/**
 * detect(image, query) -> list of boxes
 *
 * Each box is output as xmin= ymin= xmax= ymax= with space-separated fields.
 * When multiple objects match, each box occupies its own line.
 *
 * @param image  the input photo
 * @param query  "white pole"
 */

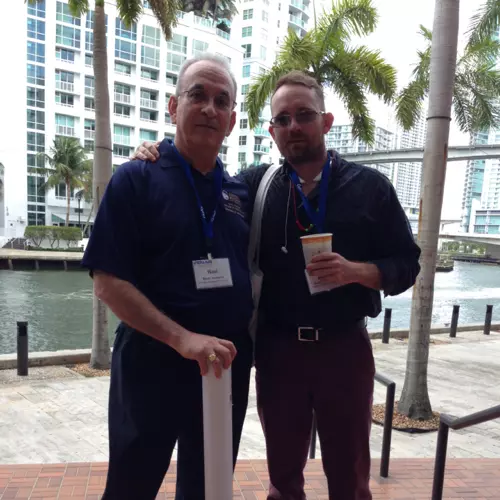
xmin=202 ymin=366 xmax=233 ymax=500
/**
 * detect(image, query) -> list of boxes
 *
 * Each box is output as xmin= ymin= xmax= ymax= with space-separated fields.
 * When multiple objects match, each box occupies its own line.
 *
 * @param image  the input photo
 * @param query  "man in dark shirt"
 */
xmin=82 ymin=54 xmax=253 ymax=500
xmin=133 ymin=71 xmax=420 ymax=500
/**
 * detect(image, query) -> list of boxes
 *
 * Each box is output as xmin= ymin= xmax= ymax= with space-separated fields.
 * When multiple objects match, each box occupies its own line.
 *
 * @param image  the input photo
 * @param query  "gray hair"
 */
xmin=175 ymin=53 xmax=238 ymax=101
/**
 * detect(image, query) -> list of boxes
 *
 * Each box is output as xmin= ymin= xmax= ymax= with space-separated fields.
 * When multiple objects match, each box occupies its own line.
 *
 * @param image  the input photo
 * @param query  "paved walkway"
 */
xmin=0 ymin=332 xmax=499 ymax=465
xmin=1 ymin=458 xmax=500 ymax=499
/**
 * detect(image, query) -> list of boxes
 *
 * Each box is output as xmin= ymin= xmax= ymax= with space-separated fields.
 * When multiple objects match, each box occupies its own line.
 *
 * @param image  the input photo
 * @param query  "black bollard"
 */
xmin=450 ymin=305 xmax=459 ymax=338
xmin=484 ymin=305 xmax=493 ymax=336
xmin=17 ymin=322 xmax=28 ymax=376
xmin=382 ymin=308 xmax=392 ymax=344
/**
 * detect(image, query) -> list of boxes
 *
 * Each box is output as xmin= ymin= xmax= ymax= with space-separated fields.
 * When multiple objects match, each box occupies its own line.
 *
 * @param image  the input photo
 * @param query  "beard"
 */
xmin=284 ymin=138 xmax=326 ymax=166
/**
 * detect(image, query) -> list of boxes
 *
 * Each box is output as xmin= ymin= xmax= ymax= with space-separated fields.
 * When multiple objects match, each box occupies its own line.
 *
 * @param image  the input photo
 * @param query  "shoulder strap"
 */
xmin=248 ymin=165 xmax=281 ymax=268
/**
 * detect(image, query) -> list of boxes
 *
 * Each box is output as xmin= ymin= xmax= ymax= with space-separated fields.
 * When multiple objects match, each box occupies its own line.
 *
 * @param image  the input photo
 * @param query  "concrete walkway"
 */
xmin=0 ymin=331 xmax=499 ymax=464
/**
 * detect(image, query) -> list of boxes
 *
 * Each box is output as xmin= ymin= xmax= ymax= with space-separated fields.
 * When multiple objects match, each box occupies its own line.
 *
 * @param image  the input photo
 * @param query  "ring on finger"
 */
xmin=208 ymin=353 xmax=217 ymax=363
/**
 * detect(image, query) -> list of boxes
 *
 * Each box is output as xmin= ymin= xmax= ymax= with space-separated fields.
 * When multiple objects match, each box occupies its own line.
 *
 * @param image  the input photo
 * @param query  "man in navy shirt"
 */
xmin=134 ymin=71 xmax=421 ymax=499
xmin=82 ymin=54 xmax=253 ymax=500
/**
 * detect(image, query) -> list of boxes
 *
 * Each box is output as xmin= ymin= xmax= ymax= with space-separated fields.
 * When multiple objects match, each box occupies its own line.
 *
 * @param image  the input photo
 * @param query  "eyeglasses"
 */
xmin=180 ymin=88 xmax=236 ymax=111
xmin=270 ymin=110 xmax=325 ymax=128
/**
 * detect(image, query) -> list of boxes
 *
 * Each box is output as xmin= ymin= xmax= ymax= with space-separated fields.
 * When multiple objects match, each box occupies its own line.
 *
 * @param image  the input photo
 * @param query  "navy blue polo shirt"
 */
xmin=82 ymin=139 xmax=253 ymax=339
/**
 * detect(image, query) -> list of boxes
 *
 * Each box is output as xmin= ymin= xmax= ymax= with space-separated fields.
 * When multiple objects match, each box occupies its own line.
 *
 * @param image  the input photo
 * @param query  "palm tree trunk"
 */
xmin=66 ymin=180 xmax=70 ymax=226
xmin=398 ymin=0 xmax=460 ymax=419
xmin=90 ymin=3 xmax=112 ymax=370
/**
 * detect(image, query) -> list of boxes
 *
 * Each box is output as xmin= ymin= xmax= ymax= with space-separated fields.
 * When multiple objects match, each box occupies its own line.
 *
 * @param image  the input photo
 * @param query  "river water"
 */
xmin=1 ymin=261 xmax=499 ymax=355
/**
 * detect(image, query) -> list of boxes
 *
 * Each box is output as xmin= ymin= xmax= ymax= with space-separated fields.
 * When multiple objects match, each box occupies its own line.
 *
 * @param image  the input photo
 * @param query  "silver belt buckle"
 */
xmin=298 ymin=327 xmax=319 ymax=342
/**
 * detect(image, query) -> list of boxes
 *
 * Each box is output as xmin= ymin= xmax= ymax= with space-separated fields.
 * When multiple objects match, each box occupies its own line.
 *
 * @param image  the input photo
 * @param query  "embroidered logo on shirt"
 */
xmin=223 ymin=191 xmax=246 ymax=219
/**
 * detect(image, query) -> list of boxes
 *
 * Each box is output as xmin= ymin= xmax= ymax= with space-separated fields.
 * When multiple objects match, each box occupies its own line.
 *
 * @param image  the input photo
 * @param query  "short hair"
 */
xmin=272 ymin=70 xmax=325 ymax=110
xmin=176 ymin=53 xmax=238 ymax=101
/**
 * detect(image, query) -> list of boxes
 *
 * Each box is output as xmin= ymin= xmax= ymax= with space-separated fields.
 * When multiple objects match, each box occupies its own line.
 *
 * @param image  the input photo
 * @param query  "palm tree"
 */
xmin=180 ymin=0 xmax=237 ymax=20
xmin=36 ymin=137 xmax=89 ymax=227
xmin=467 ymin=0 xmax=500 ymax=46
xmin=395 ymin=25 xmax=500 ymax=135
xmin=245 ymin=0 xmax=397 ymax=145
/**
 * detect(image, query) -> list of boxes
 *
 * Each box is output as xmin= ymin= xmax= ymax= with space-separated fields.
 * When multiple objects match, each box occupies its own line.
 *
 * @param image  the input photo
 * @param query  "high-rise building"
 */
xmin=392 ymin=115 xmax=427 ymax=213
xmin=0 ymin=0 xmax=246 ymax=239
xmin=325 ymin=124 xmax=396 ymax=179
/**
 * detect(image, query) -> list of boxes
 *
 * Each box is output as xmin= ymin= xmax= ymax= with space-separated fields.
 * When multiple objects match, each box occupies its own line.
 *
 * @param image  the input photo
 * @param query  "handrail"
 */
xmin=431 ymin=404 xmax=500 ymax=500
xmin=309 ymin=371 xmax=395 ymax=478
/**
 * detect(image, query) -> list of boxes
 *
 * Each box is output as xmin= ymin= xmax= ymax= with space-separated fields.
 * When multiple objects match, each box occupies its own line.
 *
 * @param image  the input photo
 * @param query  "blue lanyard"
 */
xmin=172 ymin=144 xmax=223 ymax=257
xmin=289 ymin=154 xmax=331 ymax=233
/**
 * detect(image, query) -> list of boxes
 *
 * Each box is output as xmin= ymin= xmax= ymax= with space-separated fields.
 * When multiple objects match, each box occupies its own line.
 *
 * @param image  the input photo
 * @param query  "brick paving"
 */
xmin=0 ymin=458 xmax=499 ymax=499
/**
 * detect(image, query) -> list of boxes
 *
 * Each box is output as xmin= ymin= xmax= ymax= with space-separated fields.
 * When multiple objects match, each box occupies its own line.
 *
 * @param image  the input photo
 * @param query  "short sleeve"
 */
xmin=81 ymin=161 xmax=145 ymax=285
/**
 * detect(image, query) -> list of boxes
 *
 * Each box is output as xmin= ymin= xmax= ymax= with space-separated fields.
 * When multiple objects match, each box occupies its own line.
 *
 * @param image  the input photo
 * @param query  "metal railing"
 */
xmin=309 ymin=371 xmax=395 ymax=478
xmin=431 ymin=404 xmax=500 ymax=500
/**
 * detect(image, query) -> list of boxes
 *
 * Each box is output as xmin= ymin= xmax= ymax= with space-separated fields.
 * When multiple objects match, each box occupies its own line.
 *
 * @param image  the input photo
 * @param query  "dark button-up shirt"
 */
xmin=238 ymin=151 xmax=421 ymax=330
xmin=82 ymin=139 xmax=254 ymax=339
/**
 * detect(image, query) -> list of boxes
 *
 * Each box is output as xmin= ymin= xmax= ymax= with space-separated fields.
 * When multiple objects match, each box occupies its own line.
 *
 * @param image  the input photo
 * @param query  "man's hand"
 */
xmin=172 ymin=331 xmax=237 ymax=378
xmin=131 ymin=140 xmax=161 ymax=162
xmin=306 ymin=253 xmax=382 ymax=290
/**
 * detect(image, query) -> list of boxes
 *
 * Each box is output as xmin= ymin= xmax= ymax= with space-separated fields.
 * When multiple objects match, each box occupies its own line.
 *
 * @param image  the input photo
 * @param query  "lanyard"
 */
xmin=289 ymin=154 xmax=331 ymax=233
xmin=172 ymin=144 xmax=223 ymax=258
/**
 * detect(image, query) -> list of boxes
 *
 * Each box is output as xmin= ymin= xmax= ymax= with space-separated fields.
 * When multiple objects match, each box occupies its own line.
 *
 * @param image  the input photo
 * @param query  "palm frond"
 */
xmin=246 ymin=64 xmax=293 ymax=129
xmin=277 ymin=29 xmax=318 ymax=70
xmin=395 ymin=79 xmax=428 ymax=131
xmin=67 ymin=0 xmax=89 ymax=16
xmin=418 ymin=24 xmax=433 ymax=42
xmin=116 ymin=0 xmax=143 ymax=27
xmin=461 ymin=37 xmax=500 ymax=67
xmin=148 ymin=0 xmax=181 ymax=39
xmin=467 ymin=0 xmax=500 ymax=47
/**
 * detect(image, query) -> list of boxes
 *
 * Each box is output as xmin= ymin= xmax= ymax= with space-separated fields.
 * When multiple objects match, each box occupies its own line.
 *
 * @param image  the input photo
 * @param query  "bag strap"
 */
xmin=248 ymin=165 xmax=281 ymax=268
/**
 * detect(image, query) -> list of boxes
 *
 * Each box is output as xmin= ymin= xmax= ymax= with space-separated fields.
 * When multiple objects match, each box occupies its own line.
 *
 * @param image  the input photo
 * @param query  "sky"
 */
xmin=320 ymin=0 xmax=480 ymax=219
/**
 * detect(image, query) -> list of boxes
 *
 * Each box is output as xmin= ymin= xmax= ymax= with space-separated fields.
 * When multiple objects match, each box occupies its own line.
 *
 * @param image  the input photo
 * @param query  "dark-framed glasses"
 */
xmin=270 ymin=110 xmax=325 ymax=128
xmin=181 ymin=88 xmax=236 ymax=111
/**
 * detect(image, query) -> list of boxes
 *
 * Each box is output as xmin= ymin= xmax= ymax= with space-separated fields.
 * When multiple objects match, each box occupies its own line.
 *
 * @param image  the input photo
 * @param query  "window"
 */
xmin=114 ymin=104 xmax=131 ymax=117
xmin=56 ymin=70 xmax=74 ymax=83
xmin=115 ymin=39 xmax=136 ymax=61
xmin=86 ymin=10 xmax=108 ymax=30
xmin=114 ymin=125 xmax=132 ymax=144
xmin=141 ymin=45 xmax=159 ymax=67
xmin=113 ymin=145 xmax=132 ymax=157
xmin=259 ymin=66 xmax=266 ymax=74
xmin=56 ymin=47 xmax=74 ymax=63
xmin=240 ymin=119 xmax=248 ymax=129
xmin=242 ymin=65 xmax=251 ymax=78
xmin=27 ymin=176 xmax=46 ymax=206
xmin=55 ymin=114 xmax=75 ymax=135
xmin=27 ymin=110 xmax=45 ymax=131
xmin=85 ymin=97 xmax=95 ymax=110
xmin=84 ymin=119 xmax=95 ymax=133
xmin=239 ymin=136 xmax=247 ymax=146
xmin=262 ymin=11 xmax=268 ymax=22
xmin=140 ymin=129 xmax=157 ymax=142
xmin=242 ymin=44 xmax=251 ymax=58
xmin=56 ymin=24 xmax=81 ymax=48
xmin=115 ymin=61 xmax=132 ymax=75
xmin=27 ymin=64 xmax=45 ymax=86
xmin=142 ymin=25 xmax=160 ymax=46
xmin=240 ymin=102 xmax=247 ymax=112
xmin=85 ymin=53 xmax=93 ymax=66
xmin=166 ymin=52 xmax=186 ymax=72
xmin=56 ymin=2 xmax=80 ymax=25
xmin=167 ymin=34 xmax=187 ymax=54
xmin=263 ymin=0 xmax=269 ymax=4
xmin=141 ymin=109 xmax=157 ymax=121
xmin=85 ymin=76 xmax=95 ymax=96
xmin=241 ymin=84 xmax=249 ymax=95
xmin=27 ymin=18 xmax=45 ymax=40
xmin=115 ymin=19 xmax=137 ymax=40
xmin=27 ymin=132 xmax=45 ymax=152
xmin=27 ymin=154 xmax=45 ymax=172
xmin=261 ymin=28 xmax=268 ymax=41
xmin=243 ymin=9 xmax=253 ymax=20
xmin=27 ymin=0 xmax=45 ymax=18
xmin=55 ymin=92 xmax=74 ymax=107
xmin=242 ymin=27 xmax=252 ymax=37
xmin=115 ymin=83 xmax=131 ymax=95
xmin=27 ymin=87 xmax=45 ymax=108
xmin=166 ymin=74 xmax=178 ymax=86
xmin=277 ymin=20 xmax=280 ymax=28
xmin=165 ymin=112 xmax=172 ymax=124
xmin=85 ymin=31 xmax=93 ymax=51
xmin=192 ymin=39 xmax=209 ymax=56
xmin=141 ymin=68 xmax=159 ymax=81
xmin=260 ymin=46 xmax=267 ymax=61
xmin=238 ymin=152 xmax=246 ymax=162
xmin=27 ymin=42 xmax=45 ymax=63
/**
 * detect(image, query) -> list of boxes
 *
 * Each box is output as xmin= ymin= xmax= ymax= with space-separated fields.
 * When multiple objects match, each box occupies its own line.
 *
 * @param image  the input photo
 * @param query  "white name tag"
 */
xmin=193 ymin=258 xmax=233 ymax=290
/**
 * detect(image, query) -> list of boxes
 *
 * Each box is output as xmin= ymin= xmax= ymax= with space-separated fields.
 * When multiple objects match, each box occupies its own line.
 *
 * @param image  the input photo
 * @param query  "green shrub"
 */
xmin=24 ymin=226 xmax=82 ymax=249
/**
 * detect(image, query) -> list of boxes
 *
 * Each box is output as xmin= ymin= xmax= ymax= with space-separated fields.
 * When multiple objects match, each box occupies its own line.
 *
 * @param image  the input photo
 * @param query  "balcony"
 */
xmin=254 ymin=127 xmax=270 ymax=138
xmin=194 ymin=15 xmax=215 ymax=30
xmin=114 ymin=93 xmax=131 ymax=104
xmin=113 ymin=135 xmax=131 ymax=145
xmin=56 ymin=125 xmax=75 ymax=136
xmin=290 ymin=0 xmax=309 ymax=13
xmin=56 ymin=81 xmax=74 ymax=93
xmin=216 ymin=28 xmax=230 ymax=40
xmin=84 ymin=130 xmax=95 ymax=140
xmin=140 ymin=98 xmax=158 ymax=110
xmin=85 ymin=87 xmax=95 ymax=97
xmin=289 ymin=14 xmax=306 ymax=29
xmin=219 ymin=153 xmax=228 ymax=163
xmin=254 ymin=144 xmax=270 ymax=154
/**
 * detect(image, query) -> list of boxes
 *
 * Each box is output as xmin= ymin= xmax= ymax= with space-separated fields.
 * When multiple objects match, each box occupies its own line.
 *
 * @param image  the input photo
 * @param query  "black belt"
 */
xmin=263 ymin=318 xmax=366 ymax=342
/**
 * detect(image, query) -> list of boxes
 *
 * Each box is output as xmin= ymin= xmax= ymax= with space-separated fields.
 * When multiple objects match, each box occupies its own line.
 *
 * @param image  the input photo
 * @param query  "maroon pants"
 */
xmin=255 ymin=324 xmax=375 ymax=500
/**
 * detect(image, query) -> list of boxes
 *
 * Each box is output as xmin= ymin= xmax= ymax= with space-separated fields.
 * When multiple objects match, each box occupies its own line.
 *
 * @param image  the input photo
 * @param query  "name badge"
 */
xmin=193 ymin=258 xmax=233 ymax=290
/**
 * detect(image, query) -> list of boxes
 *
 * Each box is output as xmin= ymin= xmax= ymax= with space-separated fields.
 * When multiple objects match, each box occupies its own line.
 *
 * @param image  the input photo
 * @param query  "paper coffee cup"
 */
xmin=300 ymin=233 xmax=333 ymax=265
